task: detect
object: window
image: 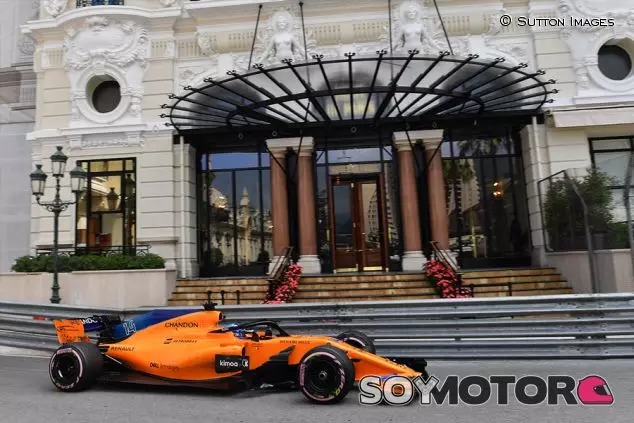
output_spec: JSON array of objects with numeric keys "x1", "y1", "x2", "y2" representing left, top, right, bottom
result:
[
  {"x1": 198, "y1": 147, "x2": 272, "y2": 276},
  {"x1": 442, "y1": 129, "x2": 530, "y2": 262},
  {"x1": 75, "y1": 159, "x2": 136, "y2": 252},
  {"x1": 590, "y1": 137, "x2": 634, "y2": 224},
  {"x1": 87, "y1": 75, "x2": 121, "y2": 114},
  {"x1": 598, "y1": 42, "x2": 633, "y2": 81}
]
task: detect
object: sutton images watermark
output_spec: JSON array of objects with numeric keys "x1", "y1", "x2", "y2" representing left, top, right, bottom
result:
[
  {"x1": 359, "y1": 374, "x2": 614, "y2": 406},
  {"x1": 499, "y1": 14, "x2": 615, "y2": 28}
]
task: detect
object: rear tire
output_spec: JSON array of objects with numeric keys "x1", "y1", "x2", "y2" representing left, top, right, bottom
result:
[
  {"x1": 335, "y1": 330, "x2": 376, "y2": 354},
  {"x1": 49, "y1": 343, "x2": 103, "y2": 392},
  {"x1": 298, "y1": 345, "x2": 355, "y2": 404}
]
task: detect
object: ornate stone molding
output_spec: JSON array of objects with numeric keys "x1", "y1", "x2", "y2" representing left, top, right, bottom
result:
[
  {"x1": 18, "y1": 0, "x2": 41, "y2": 57},
  {"x1": 177, "y1": 65, "x2": 214, "y2": 90},
  {"x1": 43, "y1": 0, "x2": 66, "y2": 18},
  {"x1": 159, "y1": 0, "x2": 179, "y2": 6},
  {"x1": 482, "y1": 38, "x2": 532, "y2": 68},
  {"x1": 63, "y1": 17, "x2": 150, "y2": 127},
  {"x1": 196, "y1": 31, "x2": 218, "y2": 56},
  {"x1": 557, "y1": 0, "x2": 634, "y2": 93},
  {"x1": 64, "y1": 17, "x2": 149, "y2": 72},
  {"x1": 152, "y1": 38, "x2": 176, "y2": 59},
  {"x1": 68, "y1": 131, "x2": 146, "y2": 150}
]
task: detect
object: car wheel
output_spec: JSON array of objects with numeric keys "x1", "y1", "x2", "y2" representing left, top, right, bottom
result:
[
  {"x1": 335, "y1": 330, "x2": 376, "y2": 354},
  {"x1": 298, "y1": 345, "x2": 355, "y2": 404},
  {"x1": 49, "y1": 343, "x2": 103, "y2": 392}
]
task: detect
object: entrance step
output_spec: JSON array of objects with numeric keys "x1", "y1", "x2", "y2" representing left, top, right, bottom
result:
[{"x1": 167, "y1": 266, "x2": 573, "y2": 305}]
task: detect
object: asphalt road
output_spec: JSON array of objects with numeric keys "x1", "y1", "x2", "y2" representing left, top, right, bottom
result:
[{"x1": 0, "y1": 353, "x2": 632, "y2": 423}]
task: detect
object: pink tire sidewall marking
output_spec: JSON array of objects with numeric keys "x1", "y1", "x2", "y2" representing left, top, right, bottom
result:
[{"x1": 299, "y1": 351, "x2": 348, "y2": 402}]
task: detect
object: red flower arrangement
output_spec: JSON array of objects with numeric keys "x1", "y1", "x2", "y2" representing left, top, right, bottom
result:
[
  {"x1": 264, "y1": 264, "x2": 302, "y2": 304},
  {"x1": 423, "y1": 259, "x2": 472, "y2": 299}
]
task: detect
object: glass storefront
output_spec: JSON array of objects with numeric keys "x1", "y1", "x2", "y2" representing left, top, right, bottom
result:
[
  {"x1": 75, "y1": 159, "x2": 136, "y2": 253},
  {"x1": 197, "y1": 147, "x2": 273, "y2": 277},
  {"x1": 193, "y1": 126, "x2": 531, "y2": 275},
  {"x1": 439, "y1": 128, "x2": 531, "y2": 267}
]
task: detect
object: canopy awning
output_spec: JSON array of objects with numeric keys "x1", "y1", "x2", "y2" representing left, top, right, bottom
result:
[{"x1": 162, "y1": 50, "x2": 557, "y2": 137}]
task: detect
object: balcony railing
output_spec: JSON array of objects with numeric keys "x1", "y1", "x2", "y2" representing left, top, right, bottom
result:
[{"x1": 76, "y1": 0, "x2": 125, "y2": 7}]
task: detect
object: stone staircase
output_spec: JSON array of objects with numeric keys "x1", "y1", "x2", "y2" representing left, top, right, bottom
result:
[
  {"x1": 168, "y1": 277, "x2": 269, "y2": 306},
  {"x1": 167, "y1": 267, "x2": 572, "y2": 306},
  {"x1": 460, "y1": 267, "x2": 573, "y2": 297}
]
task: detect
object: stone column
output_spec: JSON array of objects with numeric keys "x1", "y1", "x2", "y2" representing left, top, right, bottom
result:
[
  {"x1": 266, "y1": 137, "x2": 321, "y2": 274},
  {"x1": 393, "y1": 132, "x2": 426, "y2": 271},
  {"x1": 266, "y1": 141, "x2": 290, "y2": 272},
  {"x1": 295, "y1": 138, "x2": 321, "y2": 274},
  {"x1": 422, "y1": 130, "x2": 452, "y2": 263}
]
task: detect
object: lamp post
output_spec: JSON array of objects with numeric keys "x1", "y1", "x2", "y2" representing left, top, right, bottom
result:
[{"x1": 30, "y1": 146, "x2": 87, "y2": 304}]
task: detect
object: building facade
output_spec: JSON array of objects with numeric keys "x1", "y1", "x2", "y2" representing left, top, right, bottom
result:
[
  {"x1": 21, "y1": 0, "x2": 634, "y2": 285},
  {"x1": 0, "y1": 0, "x2": 38, "y2": 272}
]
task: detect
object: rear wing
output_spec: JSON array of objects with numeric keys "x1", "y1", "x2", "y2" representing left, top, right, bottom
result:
[
  {"x1": 53, "y1": 309, "x2": 202, "y2": 344},
  {"x1": 53, "y1": 315, "x2": 122, "y2": 344},
  {"x1": 54, "y1": 319, "x2": 91, "y2": 344}
]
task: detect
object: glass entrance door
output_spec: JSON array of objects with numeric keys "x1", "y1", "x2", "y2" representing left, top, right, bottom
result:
[{"x1": 329, "y1": 174, "x2": 387, "y2": 272}]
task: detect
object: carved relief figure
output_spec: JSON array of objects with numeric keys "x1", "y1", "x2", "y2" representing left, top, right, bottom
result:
[
  {"x1": 394, "y1": 1, "x2": 432, "y2": 52},
  {"x1": 257, "y1": 9, "x2": 306, "y2": 64},
  {"x1": 386, "y1": 0, "x2": 447, "y2": 54}
]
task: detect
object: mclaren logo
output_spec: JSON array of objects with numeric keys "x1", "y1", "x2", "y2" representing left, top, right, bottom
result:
[{"x1": 165, "y1": 322, "x2": 199, "y2": 329}]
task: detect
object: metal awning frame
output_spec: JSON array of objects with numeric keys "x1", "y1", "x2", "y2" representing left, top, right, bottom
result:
[{"x1": 161, "y1": 50, "x2": 558, "y2": 141}]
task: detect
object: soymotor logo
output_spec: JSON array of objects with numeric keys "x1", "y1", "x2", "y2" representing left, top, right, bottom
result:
[{"x1": 359, "y1": 374, "x2": 614, "y2": 406}]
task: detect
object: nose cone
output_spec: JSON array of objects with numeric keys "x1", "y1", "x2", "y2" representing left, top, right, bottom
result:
[{"x1": 577, "y1": 376, "x2": 614, "y2": 405}]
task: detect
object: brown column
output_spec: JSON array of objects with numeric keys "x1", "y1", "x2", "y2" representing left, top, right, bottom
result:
[
  {"x1": 425, "y1": 141, "x2": 450, "y2": 250},
  {"x1": 295, "y1": 138, "x2": 321, "y2": 274},
  {"x1": 393, "y1": 137, "x2": 426, "y2": 271},
  {"x1": 298, "y1": 152, "x2": 317, "y2": 256},
  {"x1": 269, "y1": 148, "x2": 289, "y2": 256},
  {"x1": 396, "y1": 143, "x2": 422, "y2": 253}
]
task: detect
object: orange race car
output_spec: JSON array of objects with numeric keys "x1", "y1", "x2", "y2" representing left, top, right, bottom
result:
[{"x1": 49, "y1": 301, "x2": 427, "y2": 404}]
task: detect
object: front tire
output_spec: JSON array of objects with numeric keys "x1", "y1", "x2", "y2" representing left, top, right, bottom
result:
[
  {"x1": 298, "y1": 345, "x2": 355, "y2": 404},
  {"x1": 335, "y1": 330, "x2": 376, "y2": 354},
  {"x1": 49, "y1": 343, "x2": 103, "y2": 392}
]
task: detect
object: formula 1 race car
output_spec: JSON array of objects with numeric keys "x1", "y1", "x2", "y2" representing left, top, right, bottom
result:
[{"x1": 49, "y1": 301, "x2": 427, "y2": 404}]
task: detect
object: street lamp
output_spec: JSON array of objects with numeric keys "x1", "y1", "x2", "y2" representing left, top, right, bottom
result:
[{"x1": 29, "y1": 146, "x2": 87, "y2": 304}]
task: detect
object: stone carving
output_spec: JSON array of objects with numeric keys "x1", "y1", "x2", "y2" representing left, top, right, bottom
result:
[
  {"x1": 486, "y1": 7, "x2": 508, "y2": 36},
  {"x1": 64, "y1": 17, "x2": 149, "y2": 71},
  {"x1": 557, "y1": 0, "x2": 634, "y2": 92},
  {"x1": 482, "y1": 39, "x2": 531, "y2": 68},
  {"x1": 196, "y1": 31, "x2": 217, "y2": 56},
  {"x1": 121, "y1": 87, "x2": 144, "y2": 116},
  {"x1": 18, "y1": 0, "x2": 40, "y2": 57},
  {"x1": 159, "y1": 0, "x2": 179, "y2": 6},
  {"x1": 18, "y1": 35, "x2": 37, "y2": 56},
  {"x1": 64, "y1": 17, "x2": 149, "y2": 126},
  {"x1": 392, "y1": 0, "x2": 439, "y2": 52},
  {"x1": 43, "y1": 0, "x2": 66, "y2": 18},
  {"x1": 178, "y1": 66, "x2": 211, "y2": 89},
  {"x1": 255, "y1": 8, "x2": 314, "y2": 65},
  {"x1": 382, "y1": 0, "x2": 468, "y2": 55}
]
